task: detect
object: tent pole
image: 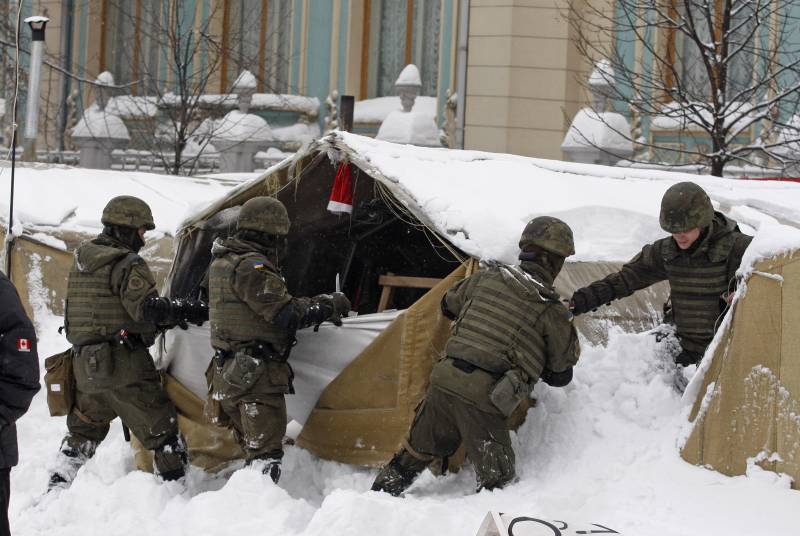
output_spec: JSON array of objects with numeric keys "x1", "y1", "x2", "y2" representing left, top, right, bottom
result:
[{"x1": 5, "y1": 128, "x2": 17, "y2": 277}]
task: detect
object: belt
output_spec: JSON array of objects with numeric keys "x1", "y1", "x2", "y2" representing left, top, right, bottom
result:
[{"x1": 449, "y1": 357, "x2": 502, "y2": 379}]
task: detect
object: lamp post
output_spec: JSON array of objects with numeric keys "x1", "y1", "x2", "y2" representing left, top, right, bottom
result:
[{"x1": 22, "y1": 15, "x2": 49, "y2": 161}]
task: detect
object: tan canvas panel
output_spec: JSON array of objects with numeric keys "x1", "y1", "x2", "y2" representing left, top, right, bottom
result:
[
  {"x1": 296, "y1": 262, "x2": 471, "y2": 465},
  {"x1": 681, "y1": 250, "x2": 800, "y2": 489}
]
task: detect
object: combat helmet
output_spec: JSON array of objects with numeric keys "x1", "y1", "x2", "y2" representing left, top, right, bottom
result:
[
  {"x1": 237, "y1": 196, "x2": 290, "y2": 235},
  {"x1": 519, "y1": 216, "x2": 575, "y2": 257},
  {"x1": 659, "y1": 182, "x2": 713, "y2": 233},
  {"x1": 101, "y1": 196, "x2": 155, "y2": 230}
]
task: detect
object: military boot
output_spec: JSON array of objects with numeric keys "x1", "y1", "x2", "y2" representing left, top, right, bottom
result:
[
  {"x1": 247, "y1": 455, "x2": 282, "y2": 483},
  {"x1": 48, "y1": 438, "x2": 97, "y2": 491},
  {"x1": 154, "y1": 435, "x2": 188, "y2": 482},
  {"x1": 370, "y1": 449, "x2": 429, "y2": 497}
]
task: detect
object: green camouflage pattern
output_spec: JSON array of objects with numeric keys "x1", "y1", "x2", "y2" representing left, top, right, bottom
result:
[
  {"x1": 518, "y1": 216, "x2": 575, "y2": 257},
  {"x1": 659, "y1": 182, "x2": 714, "y2": 233},
  {"x1": 208, "y1": 238, "x2": 294, "y2": 354},
  {"x1": 208, "y1": 236, "x2": 309, "y2": 461},
  {"x1": 65, "y1": 344, "x2": 179, "y2": 452},
  {"x1": 101, "y1": 196, "x2": 156, "y2": 230},
  {"x1": 65, "y1": 237, "x2": 158, "y2": 345},
  {"x1": 578, "y1": 212, "x2": 752, "y2": 355},
  {"x1": 237, "y1": 196, "x2": 290, "y2": 235},
  {"x1": 438, "y1": 261, "x2": 580, "y2": 409},
  {"x1": 407, "y1": 387, "x2": 515, "y2": 490}
]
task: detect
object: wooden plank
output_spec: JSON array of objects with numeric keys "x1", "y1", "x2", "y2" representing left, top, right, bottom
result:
[
  {"x1": 360, "y1": 0, "x2": 371, "y2": 99},
  {"x1": 378, "y1": 275, "x2": 442, "y2": 289}
]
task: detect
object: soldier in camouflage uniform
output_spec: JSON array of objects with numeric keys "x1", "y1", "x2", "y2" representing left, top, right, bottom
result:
[
  {"x1": 50, "y1": 196, "x2": 205, "y2": 489},
  {"x1": 207, "y1": 196, "x2": 350, "y2": 483},
  {"x1": 371, "y1": 216, "x2": 581, "y2": 496},
  {"x1": 570, "y1": 181, "x2": 752, "y2": 366}
]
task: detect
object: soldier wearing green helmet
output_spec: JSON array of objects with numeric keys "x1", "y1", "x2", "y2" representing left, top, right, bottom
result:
[
  {"x1": 569, "y1": 181, "x2": 752, "y2": 367},
  {"x1": 49, "y1": 195, "x2": 205, "y2": 490},
  {"x1": 371, "y1": 216, "x2": 580, "y2": 496},
  {"x1": 206, "y1": 196, "x2": 350, "y2": 483}
]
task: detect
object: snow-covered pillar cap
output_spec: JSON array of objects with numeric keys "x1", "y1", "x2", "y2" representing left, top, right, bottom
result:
[
  {"x1": 233, "y1": 70, "x2": 257, "y2": 113},
  {"x1": 95, "y1": 71, "x2": 115, "y2": 111},
  {"x1": 395, "y1": 64, "x2": 421, "y2": 112},
  {"x1": 588, "y1": 59, "x2": 614, "y2": 113}
]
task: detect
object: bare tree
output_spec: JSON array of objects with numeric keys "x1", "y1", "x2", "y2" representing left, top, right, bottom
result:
[
  {"x1": 569, "y1": 0, "x2": 800, "y2": 176},
  {"x1": 105, "y1": 0, "x2": 292, "y2": 175}
]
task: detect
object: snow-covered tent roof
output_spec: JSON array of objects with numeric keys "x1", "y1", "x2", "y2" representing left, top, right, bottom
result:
[
  {"x1": 165, "y1": 132, "x2": 800, "y2": 472},
  {"x1": 1, "y1": 162, "x2": 236, "y2": 236},
  {"x1": 0, "y1": 162, "x2": 239, "y2": 317},
  {"x1": 181, "y1": 131, "x2": 800, "y2": 263}
]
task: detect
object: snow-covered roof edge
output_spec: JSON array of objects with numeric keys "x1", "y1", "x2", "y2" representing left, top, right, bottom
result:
[{"x1": 176, "y1": 131, "x2": 800, "y2": 261}]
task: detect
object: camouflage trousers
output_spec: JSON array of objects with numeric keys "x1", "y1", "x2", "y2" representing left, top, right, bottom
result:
[
  {"x1": 62, "y1": 343, "x2": 182, "y2": 475},
  {"x1": 406, "y1": 386, "x2": 515, "y2": 490},
  {"x1": 209, "y1": 357, "x2": 288, "y2": 462}
]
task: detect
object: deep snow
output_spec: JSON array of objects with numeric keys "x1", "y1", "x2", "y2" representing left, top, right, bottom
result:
[{"x1": 11, "y1": 287, "x2": 800, "y2": 535}]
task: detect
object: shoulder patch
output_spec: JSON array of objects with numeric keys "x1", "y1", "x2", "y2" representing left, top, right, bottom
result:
[
  {"x1": 252, "y1": 261, "x2": 266, "y2": 270},
  {"x1": 262, "y1": 274, "x2": 285, "y2": 295},
  {"x1": 128, "y1": 275, "x2": 146, "y2": 291}
]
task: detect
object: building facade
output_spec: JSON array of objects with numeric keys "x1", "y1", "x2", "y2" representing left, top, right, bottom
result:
[{"x1": 4, "y1": 0, "x2": 608, "y2": 161}]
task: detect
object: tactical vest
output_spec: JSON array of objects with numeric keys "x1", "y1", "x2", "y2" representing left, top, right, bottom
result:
[
  {"x1": 664, "y1": 232, "x2": 742, "y2": 354},
  {"x1": 445, "y1": 265, "x2": 558, "y2": 380},
  {"x1": 65, "y1": 249, "x2": 155, "y2": 346},
  {"x1": 209, "y1": 250, "x2": 289, "y2": 352}
]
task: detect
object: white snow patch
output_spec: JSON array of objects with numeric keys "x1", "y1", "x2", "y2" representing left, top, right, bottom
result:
[
  {"x1": 72, "y1": 108, "x2": 130, "y2": 140},
  {"x1": 233, "y1": 70, "x2": 257, "y2": 90},
  {"x1": 354, "y1": 96, "x2": 437, "y2": 124},
  {"x1": 213, "y1": 110, "x2": 273, "y2": 142},
  {"x1": 395, "y1": 64, "x2": 422, "y2": 86},
  {"x1": 0, "y1": 163, "x2": 235, "y2": 234},
  {"x1": 376, "y1": 110, "x2": 441, "y2": 147}
]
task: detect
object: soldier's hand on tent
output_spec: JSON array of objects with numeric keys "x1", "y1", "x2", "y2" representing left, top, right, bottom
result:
[{"x1": 568, "y1": 290, "x2": 593, "y2": 316}]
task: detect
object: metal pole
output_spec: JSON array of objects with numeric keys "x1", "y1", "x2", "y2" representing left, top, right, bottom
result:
[
  {"x1": 5, "y1": 128, "x2": 17, "y2": 277},
  {"x1": 22, "y1": 16, "x2": 49, "y2": 161},
  {"x1": 339, "y1": 95, "x2": 355, "y2": 132},
  {"x1": 455, "y1": 0, "x2": 470, "y2": 150}
]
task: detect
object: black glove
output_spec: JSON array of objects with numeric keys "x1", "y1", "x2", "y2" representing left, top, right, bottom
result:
[
  {"x1": 330, "y1": 292, "x2": 351, "y2": 324},
  {"x1": 182, "y1": 299, "x2": 209, "y2": 326},
  {"x1": 569, "y1": 289, "x2": 594, "y2": 316},
  {"x1": 570, "y1": 282, "x2": 615, "y2": 316},
  {"x1": 143, "y1": 297, "x2": 208, "y2": 329},
  {"x1": 675, "y1": 350, "x2": 702, "y2": 367},
  {"x1": 540, "y1": 367, "x2": 573, "y2": 387}
]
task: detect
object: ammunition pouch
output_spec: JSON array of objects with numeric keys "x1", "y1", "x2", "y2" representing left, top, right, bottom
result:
[
  {"x1": 44, "y1": 348, "x2": 76, "y2": 417},
  {"x1": 76, "y1": 342, "x2": 116, "y2": 390},
  {"x1": 489, "y1": 369, "x2": 528, "y2": 418}
]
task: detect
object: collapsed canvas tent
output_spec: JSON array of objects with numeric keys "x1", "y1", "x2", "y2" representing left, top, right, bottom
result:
[
  {"x1": 681, "y1": 248, "x2": 800, "y2": 489},
  {"x1": 155, "y1": 131, "x2": 800, "y2": 472},
  {"x1": 0, "y1": 162, "x2": 237, "y2": 318}
]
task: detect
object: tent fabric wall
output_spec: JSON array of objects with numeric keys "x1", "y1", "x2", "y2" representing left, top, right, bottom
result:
[
  {"x1": 295, "y1": 262, "x2": 472, "y2": 466},
  {"x1": 681, "y1": 249, "x2": 800, "y2": 489}
]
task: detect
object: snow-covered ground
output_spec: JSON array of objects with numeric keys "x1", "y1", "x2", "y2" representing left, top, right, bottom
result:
[
  {"x1": 6, "y1": 153, "x2": 800, "y2": 535},
  {"x1": 11, "y1": 290, "x2": 800, "y2": 535}
]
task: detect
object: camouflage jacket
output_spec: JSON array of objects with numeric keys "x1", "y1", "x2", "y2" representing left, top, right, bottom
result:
[
  {"x1": 65, "y1": 234, "x2": 158, "y2": 346},
  {"x1": 208, "y1": 237, "x2": 309, "y2": 353},
  {"x1": 579, "y1": 212, "x2": 752, "y2": 355},
  {"x1": 431, "y1": 260, "x2": 580, "y2": 411}
]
